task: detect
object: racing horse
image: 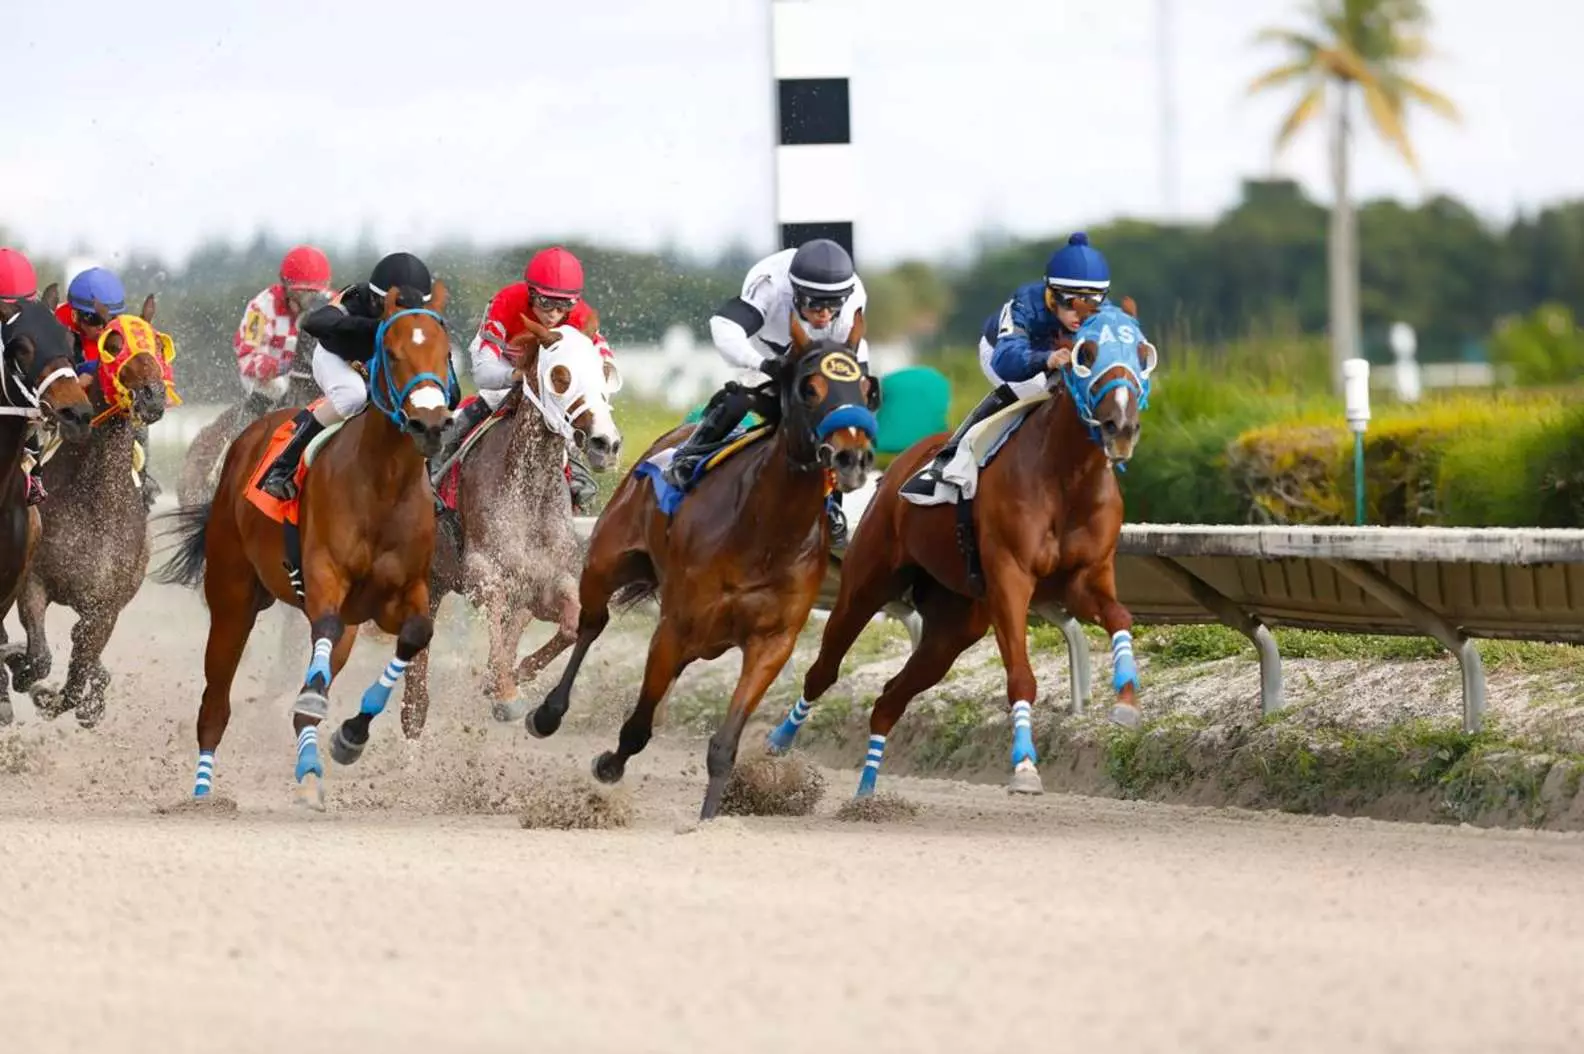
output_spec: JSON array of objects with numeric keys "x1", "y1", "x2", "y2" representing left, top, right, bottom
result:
[
  {"x1": 400, "y1": 318, "x2": 622, "y2": 738},
  {"x1": 151, "y1": 282, "x2": 454, "y2": 808},
  {"x1": 0, "y1": 296, "x2": 96, "y2": 725},
  {"x1": 7, "y1": 291, "x2": 180, "y2": 728},
  {"x1": 175, "y1": 290, "x2": 330, "y2": 508},
  {"x1": 526, "y1": 310, "x2": 880, "y2": 820},
  {"x1": 764, "y1": 297, "x2": 1157, "y2": 798}
]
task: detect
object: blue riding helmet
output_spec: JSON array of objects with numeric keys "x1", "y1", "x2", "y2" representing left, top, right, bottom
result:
[
  {"x1": 67, "y1": 267, "x2": 127, "y2": 316},
  {"x1": 1045, "y1": 232, "x2": 1110, "y2": 295}
]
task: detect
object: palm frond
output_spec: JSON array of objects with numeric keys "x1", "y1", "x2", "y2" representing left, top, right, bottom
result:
[
  {"x1": 1247, "y1": 58, "x2": 1316, "y2": 95},
  {"x1": 1359, "y1": 79, "x2": 1418, "y2": 169},
  {"x1": 1398, "y1": 76, "x2": 1461, "y2": 121},
  {"x1": 1273, "y1": 83, "x2": 1328, "y2": 154}
]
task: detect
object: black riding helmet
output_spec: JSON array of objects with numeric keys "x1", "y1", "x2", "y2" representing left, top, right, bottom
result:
[
  {"x1": 789, "y1": 238, "x2": 855, "y2": 311},
  {"x1": 368, "y1": 251, "x2": 433, "y2": 307}
]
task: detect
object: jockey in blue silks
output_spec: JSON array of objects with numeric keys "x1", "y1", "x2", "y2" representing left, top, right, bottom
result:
[{"x1": 900, "y1": 231, "x2": 1111, "y2": 499}]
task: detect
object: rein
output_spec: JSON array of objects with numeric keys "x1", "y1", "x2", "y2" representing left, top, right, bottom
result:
[{"x1": 369, "y1": 308, "x2": 453, "y2": 429}]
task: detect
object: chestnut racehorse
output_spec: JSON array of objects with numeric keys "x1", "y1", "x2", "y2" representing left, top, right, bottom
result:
[
  {"x1": 0, "y1": 297, "x2": 95, "y2": 725},
  {"x1": 527, "y1": 311, "x2": 880, "y2": 820},
  {"x1": 765, "y1": 298, "x2": 1157, "y2": 798},
  {"x1": 8, "y1": 291, "x2": 179, "y2": 728},
  {"x1": 402, "y1": 320, "x2": 622, "y2": 737},
  {"x1": 152, "y1": 282, "x2": 455, "y2": 808}
]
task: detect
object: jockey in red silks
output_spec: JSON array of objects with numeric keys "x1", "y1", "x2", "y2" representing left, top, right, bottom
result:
[
  {"x1": 0, "y1": 247, "x2": 50, "y2": 505},
  {"x1": 430, "y1": 246, "x2": 616, "y2": 512},
  {"x1": 232, "y1": 245, "x2": 334, "y2": 417}
]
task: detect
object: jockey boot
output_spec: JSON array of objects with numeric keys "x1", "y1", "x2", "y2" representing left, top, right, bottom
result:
[
  {"x1": 24, "y1": 467, "x2": 47, "y2": 507},
  {"x1": 427, "y1": 397, "x2": 491, "y2": 489},
  {"x1": 899, "y1": 383, "x2": 1019, "y2": 498},
  {"x1": 22, "y1": 430, "x2": 46, "y2": 506},
  {"x1": 131, "y1": 420, "x2": 161, "y2": 510},
  {"x1": 662, "y1": 384, "x2": 751, "y2": 490},
  {"x1": 567, "y1": 447, "x2": 599, "y2": 514},
  {"x1": 826, "y1": 494, "x2": 849, "y2": 549},
  {"x1": 259, "y1": 409, "x2": 325, "y2": 501}
]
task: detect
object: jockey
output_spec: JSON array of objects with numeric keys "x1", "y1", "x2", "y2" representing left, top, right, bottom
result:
[
  {"x1": 52, "y1": 266, "x2": 165, "y2": 508},
  {"x1": 257, "y1": 251, "x2": 440, "y2": 501},
  {"x1": 900, "y1": 231, "x2": 1110, "y2": 499},
  {"x1": 430, "y1": 245, "x2": 613, "y2": 512},
  {"x1": 662, "y1": 237, "x2": 872, "y2": 546},
  {"x1": 233, "y1": 245, "x2": 333, "y2": 416},
  {"x1": 0, "y1": 247, "x2": 49, "y2": 505}
]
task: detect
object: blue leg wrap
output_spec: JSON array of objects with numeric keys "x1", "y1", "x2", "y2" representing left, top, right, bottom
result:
[
  {"x1": 360, "y1": 656, "x2": 411, "y2": 718},
  {"x1": 295, "y1": 724, "x2": 323, "y2": 781},
  {"x1": 193, "y1": 750, "x2": 215, "y2": 798},
  {"x1": 1010, "y1": 700, "x2": 1038, "y2": 767},
  {"x1": 304, "y1": 637, "x2": 333, "y2": 692},
  {"x1": 1111, "y1": 630, "x2": 1140, "y2": 695},
  {"x1": 855, "y1": 733, "x2": 886, "y2": 797},
  {"x1": 766, "y1": 696, "x2": 813, "y2": 754}
]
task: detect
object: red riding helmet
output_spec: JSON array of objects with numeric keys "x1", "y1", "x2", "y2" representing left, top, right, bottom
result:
[
  {"x1": 524, "y1": 247, "x2": 583, "y2": 300},
  {"x1": 0, "y1": 247, "x2": 38, "y2": 302},
  {"x1": 280, "y1": 245, "x2": 332, "y2": 291}
]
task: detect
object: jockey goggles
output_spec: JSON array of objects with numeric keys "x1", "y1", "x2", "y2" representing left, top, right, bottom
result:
[
  {"x1": 1048, "y1": 285, "x2": 1108, "y2": 309},
  {"x1": 794, "y1": 289, "x2": 849, "y2": 314},
  {"x1": 532, "y1": 291, "x2": 578, "y2": 314}
]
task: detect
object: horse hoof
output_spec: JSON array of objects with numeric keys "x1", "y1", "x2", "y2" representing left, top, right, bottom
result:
[
  {"x1": 1109, "y1": 702, "x2": 1142, "y2": 729},
  {"x1": 329, "y1": 726, "x2": 365, "y2": 766},
  {"x1": 492, "y1": 697, "x2": 528, "y2": 723},
  {"x1": 292, "y1": 691, "x2": 329, "y2": 720},
  {"x1": 295, "y1": 772, "x2": 326, "y2": 811},
  {"x1": 0, "y1": 643, "x2": 21, "y2": 662},
  {"x1": 1006, "y1": 763, "x2": 1045, "y2": 796},
  {"x1": 0, "y1": 699, "x2": 13, "y2": 727},
  {"x1": 591, "y1": 752, "x2": 625, "y2": 785},
  {"x1": 28, "y1": 687, "x2": 66, "y2": 720},
  {"x1": 525, "y1": 705, "x2": 562, "y2": 740}
]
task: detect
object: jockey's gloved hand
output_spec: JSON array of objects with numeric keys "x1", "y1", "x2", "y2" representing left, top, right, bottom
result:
[{"x1": 758, "y1": 353, "x2": 794, "y2": 388}]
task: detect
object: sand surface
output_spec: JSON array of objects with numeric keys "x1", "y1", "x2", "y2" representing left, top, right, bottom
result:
[{"x1": 4, "y1": 578, "x2": 1584, "y2": 1053}]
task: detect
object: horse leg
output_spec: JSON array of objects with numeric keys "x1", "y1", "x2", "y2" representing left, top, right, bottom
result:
[
  {"x1": 55, "y1": 609, "x2": 120, "y2": 729},
  {"x1": 511, "y1": 580, "x2": 578, "y2": 699},
  {"x1": 192, "y1": 563, "x2": 263, "y2": 798},
  {"x1": 769, "y1": 562, "x2": 906, "y2": 754},
  {"x1": 7, "y1": 573, "x2": 51, "y2": 697},
  {"x1": 399, "y1": 589, "x2": 444, "y2": 740},
  {"x1": 483, "y1": 599, "x2": 531, "y2": 724},
  {"x1": 331, "y1": 585, "x2": 433, "y2": 766},
  {"x1": 699, "y1": 630, "x2": 801, "y2": 821},
  {"x1": 850, "y1": 588, "x2": 989, "y2": 797},
  {"x1": 288, "y1": 623, "x2": 357, "y2": 809},
  {"x1": 1062, "y1": 560, "x2": 1140, "y2": 728},
  {"x1": 982, "y1": 554, "x2": 1046, "y2": 794},
  {"x1": 590, "y1": 621, "x2": 686, "y2": 785},
  {"x1": 0, "y1": 604, "x2": 13, "y2": 727},
  {"x1": 527, "y1": 547, "x2": 644, "y2": 740}
]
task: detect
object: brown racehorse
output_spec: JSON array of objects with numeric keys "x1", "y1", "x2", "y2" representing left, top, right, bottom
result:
[
  {"x1": 151, "y1": 283, "x2": 455, "y2": 808},
  {"x1": 176, "y1": 290, "x2": 330, "y2": 508},
  {"x1": 526, "y1": 310, "x2": 880, "y2": 820},
  {"x1": 0, "y1": 297, "x2": 96, "y2": 726},
  {"x1": 764, "y1": 297, "x2": 1158, "y2": 798},
  {"x1": 7, "y1": 292, "x2": 179, "y2": 728},
  {"x1": 401, "y1": 319, "x2": 622, "y2": 738}
]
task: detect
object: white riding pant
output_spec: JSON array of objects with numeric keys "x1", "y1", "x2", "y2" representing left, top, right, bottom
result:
[
  {"x1": 977, "y1": 336, "x2": 1051, "y2": 400},
  {"x1": 312, "y1": 346, "x2": 367, "y2": 422},
  {"x1": 240, "y1": 374, "x2": 289, "y2": 401},
  {"x1": 479, "y1": 386, "x2": 510, "y2": 411}
]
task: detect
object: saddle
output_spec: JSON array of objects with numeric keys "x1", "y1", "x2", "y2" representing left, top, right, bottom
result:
[
  {"x1": 243, "y1": 398, "x2": 348, "y2": 527},
  {"x1": 634, "y1": 420, "x2": 774, "y2": 518}
]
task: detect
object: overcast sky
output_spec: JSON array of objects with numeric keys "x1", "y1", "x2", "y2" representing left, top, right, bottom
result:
[{"x1": 3, "y1": 0, "x2": 1578, "y2": 269}]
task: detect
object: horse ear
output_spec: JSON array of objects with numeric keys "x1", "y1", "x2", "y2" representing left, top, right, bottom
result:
[
  {"x1": 381, "y1": 286, "x2": 402, "y2": 318},
  {"x1": 578, "y1": 305, "x2": 601, "y2": 339},
  {"x1": 845, "y1": 306, "x2": 865, "y2": 352},
  {"x1": 41, "y1": 283, "x2": 59, "y2": 313},
  {"x1": 93, "y1": 297, "x2": 109, "y2": 320},
  {"x1": 522, "y1": 315, "x2": 557, "y2": 348},
  {"x1": 1120, "y1": 294, "x2": 1138, "y2": 316},
  {"x1": 429, "y1": 279, "x2": 449, "y2": 314},
  {"x1": 0, "y1": 300, "x2": 18, "y2": 325},
  {"x1": 788, "y1": 310, "x2": 811, "y2": 356},
  {"x1": 141, "y1": 294, "x2": 157, "y2": 322}
]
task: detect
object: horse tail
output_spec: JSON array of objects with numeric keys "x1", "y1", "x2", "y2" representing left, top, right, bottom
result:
[
  {"x1": 611, "y1": 580, "x2": 658, "y2": 613},
  {"x1": 149, "y1": 500, "x2": 212, "y2": 589}
]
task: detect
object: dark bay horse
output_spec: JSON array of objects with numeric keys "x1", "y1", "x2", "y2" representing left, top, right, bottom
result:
[
  {"x1": 7, "y1": 293, "x2": 179, "y2": 728},
  {"x1": 176, "y1": 291, "x2": 330, "y2": 508},
  {"x1": 0, "y1": 298, "x2": 96, "y2": 725},
  {"x1": 152, "y1": 283, "x2": 455, "y2": 808},
  {"x1": 402, "y1": 319, "x2": 622, "y2": 738},
  {"x1": 765, "y1": 298, "x2": 1157, "y2": 798},
  {"x1": 527, "y1": 310, "x2": 880, "y2": 820}
]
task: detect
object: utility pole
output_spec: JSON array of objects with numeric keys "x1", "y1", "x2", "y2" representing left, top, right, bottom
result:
[
  {"x1": 1157, "y1": 0, "x2": 1178, "y2": 217},
  {"x1": 769, "y1": 0, "x2": 857, "y2": 262}
]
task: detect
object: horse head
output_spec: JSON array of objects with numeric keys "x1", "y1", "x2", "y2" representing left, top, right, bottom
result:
[
  {"x1": 371, "y1": 280, "x2": 454, "y2": 458},
  {"x1": 93, "y1": 293, "x2": 175, "y2": 426},
  {"x1": 1061, "y1": 296, "x2": 1157, "y2": 464},
  {"x1": 785, "y1": 307, "x2": 879, "y2": 493},
  {"x1": 0, "y1": 299, "x2": 94, "y2": 443},
  {"x1": 513, "y1": 315, "x2": 623, "y2": 471}
]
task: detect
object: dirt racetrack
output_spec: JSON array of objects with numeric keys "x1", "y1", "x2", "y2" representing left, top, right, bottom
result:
[{"x1": 4, "y1": 578, "x2": 1584, "y2": 1053}]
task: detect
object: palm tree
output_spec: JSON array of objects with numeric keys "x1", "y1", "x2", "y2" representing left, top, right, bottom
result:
[{"x1": 1248, "y1": 0, "x2": 1459, "y2": 392}]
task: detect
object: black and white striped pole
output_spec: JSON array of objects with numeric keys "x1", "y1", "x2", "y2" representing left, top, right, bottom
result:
[{"x1": 771, "y1": 0, "x2": 856, "y2": 262}]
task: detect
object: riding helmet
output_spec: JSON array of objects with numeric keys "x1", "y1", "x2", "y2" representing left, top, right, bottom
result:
[
  {"x1": 0, "y1": 248, "x2": 37, "y2": 302},
  {"x1": 789, "y1": 238, "x2": 856, "y2": 299},
  {"x1": 66, "y1": 266, "x2": 127, "y2": 315},
  {"x1": 368, "y1": 252, "x2": 433, "y2": 301},
  {"x1": 1044, "y1": 232, "x2": 1110, "y2": 293}
]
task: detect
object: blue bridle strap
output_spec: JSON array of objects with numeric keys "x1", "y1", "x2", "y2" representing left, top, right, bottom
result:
[
  {"x1": 368, "y1": 308, "x2": 452, "y2": 428},
  {"x1": 814, "y1": 403, "x2": 879, "y2": 442}
]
